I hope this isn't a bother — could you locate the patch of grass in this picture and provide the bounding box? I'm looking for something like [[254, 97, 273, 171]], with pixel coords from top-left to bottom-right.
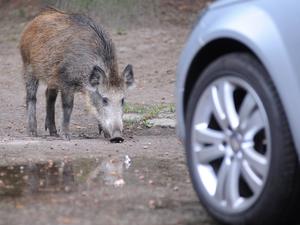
[[116, 27, 127, 35], [124, 103, 149, 114], [124, 119, 137, 127], [18, 8, 26, 18], [143, 104, 164, 120], [168, 103, 176, 113], [124, 103, 174, 118], [123, 103, 175, 129], [142, 120, 153, 128]]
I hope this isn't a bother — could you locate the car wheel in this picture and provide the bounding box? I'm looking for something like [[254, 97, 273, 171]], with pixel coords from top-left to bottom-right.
[[185, 53, 300, 225]]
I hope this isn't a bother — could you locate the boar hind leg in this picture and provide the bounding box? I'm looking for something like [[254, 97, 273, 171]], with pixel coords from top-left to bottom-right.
[[61, 89, 74, 141], [45, 88, 58, 136], [25, 76, 39, 136]]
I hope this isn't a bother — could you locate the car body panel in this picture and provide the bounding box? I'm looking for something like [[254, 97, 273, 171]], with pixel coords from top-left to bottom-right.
[[176, 0, 300, 157]]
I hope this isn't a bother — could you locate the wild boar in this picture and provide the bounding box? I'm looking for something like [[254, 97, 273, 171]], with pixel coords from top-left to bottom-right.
[[20, 7, 134, 142]]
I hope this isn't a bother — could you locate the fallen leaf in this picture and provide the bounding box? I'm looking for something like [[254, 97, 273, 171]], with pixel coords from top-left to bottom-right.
[[15, 202, 24, 209]]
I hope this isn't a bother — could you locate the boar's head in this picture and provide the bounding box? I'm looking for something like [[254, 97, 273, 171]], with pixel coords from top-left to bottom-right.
[[86, 64, 134, 143]]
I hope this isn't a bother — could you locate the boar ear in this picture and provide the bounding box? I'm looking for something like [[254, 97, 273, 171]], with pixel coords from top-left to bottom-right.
[[89, 66, 106, 87], [122, 64, 134, 89]]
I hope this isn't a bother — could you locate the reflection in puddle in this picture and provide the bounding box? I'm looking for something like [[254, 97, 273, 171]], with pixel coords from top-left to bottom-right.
[[0, 156, 131, 197], [87, 157, 126, 188]]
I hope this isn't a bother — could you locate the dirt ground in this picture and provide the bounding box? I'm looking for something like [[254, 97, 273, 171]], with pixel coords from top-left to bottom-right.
[[0, 6, 218, 225]]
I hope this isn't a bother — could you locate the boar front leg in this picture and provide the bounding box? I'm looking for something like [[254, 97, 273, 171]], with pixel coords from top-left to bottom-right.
[[61, 89, 74, 140], [98, 124, 103, 135], [45, 88, 58, 136], [25, 75, 39, 137]]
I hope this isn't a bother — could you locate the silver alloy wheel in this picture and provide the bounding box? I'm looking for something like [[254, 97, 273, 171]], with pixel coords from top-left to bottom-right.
[[191, 76, 271, 213]]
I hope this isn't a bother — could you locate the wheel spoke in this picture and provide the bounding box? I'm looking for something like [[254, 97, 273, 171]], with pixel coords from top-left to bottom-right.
[[243, 147, 268, 178], [210, 85, 228, 131], [243, 109, 264, 140], [195, 123, 225, 144], [210, 82, 240, 131], [220, 81, 240, 130], [225, 158, 241, 207], [239, 93, 257, 127], [196, 145, 225, 164], [241, 160, 263, 193], [215, 157, 231, 200]]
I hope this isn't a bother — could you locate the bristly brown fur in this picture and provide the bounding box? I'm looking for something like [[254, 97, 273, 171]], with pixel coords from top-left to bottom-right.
[[20, 7, 123, 90]]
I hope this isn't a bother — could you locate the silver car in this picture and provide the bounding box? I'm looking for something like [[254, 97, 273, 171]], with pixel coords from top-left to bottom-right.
[[176, 0, 300, 224]]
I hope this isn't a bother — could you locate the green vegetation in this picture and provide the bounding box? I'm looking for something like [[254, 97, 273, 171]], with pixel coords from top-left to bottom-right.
[[124, 103, 174, 118], [18, 8, 26, 18], [116, 27, 127, 36], [123, 103, 175, 128], [142, 119, 153, 128]]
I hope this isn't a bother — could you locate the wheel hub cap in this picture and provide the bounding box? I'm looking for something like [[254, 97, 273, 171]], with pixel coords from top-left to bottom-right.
[[229, 133, 242, 153]]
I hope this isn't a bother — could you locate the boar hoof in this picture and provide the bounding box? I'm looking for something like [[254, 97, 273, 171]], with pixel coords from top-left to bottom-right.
[[45, 122, 58, 136], [50, 131, 59, 137], [49, 131, 59, 137], [62, 133, 71, 141], [28, 130, 38, 137]]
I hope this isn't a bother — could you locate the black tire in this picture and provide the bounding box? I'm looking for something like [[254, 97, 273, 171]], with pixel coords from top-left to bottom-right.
[[185, 53, 300, 225]]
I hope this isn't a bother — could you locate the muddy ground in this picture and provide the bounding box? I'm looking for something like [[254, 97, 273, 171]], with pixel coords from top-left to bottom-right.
[[0, 6, 218, 225]]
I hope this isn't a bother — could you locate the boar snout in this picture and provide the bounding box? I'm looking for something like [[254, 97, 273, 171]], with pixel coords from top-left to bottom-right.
[[110, 137, 124, 143], [101, 124, 124, 143], [110, 130, 124, 143]]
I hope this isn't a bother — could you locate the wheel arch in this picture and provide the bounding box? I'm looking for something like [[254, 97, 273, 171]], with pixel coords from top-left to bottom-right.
[[183, 38, 258, 115]]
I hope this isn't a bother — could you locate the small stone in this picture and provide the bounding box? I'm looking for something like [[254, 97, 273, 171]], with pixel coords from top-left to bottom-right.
[[39, 180, 45, 187], [57, 216, 74, 224], [186, 179, 191, 183], [81, 191, 88, 196], [148, 180, 154, 185], [147, 118, 176, 128], [114, 179, 125, 187], [148, 199, 156, 209], [15, 202, 24, 209], [48, 160, 54, 167], [64, 186, 71, 192]]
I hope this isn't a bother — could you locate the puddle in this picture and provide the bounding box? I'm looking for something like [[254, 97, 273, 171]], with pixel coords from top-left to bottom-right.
[[0, 154, 205, 225], [0, 155, 131, 197]]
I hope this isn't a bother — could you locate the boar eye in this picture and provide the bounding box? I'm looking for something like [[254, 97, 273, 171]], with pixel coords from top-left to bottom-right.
[[102, 97, 109, 106], [121, 98, 125, 106]]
